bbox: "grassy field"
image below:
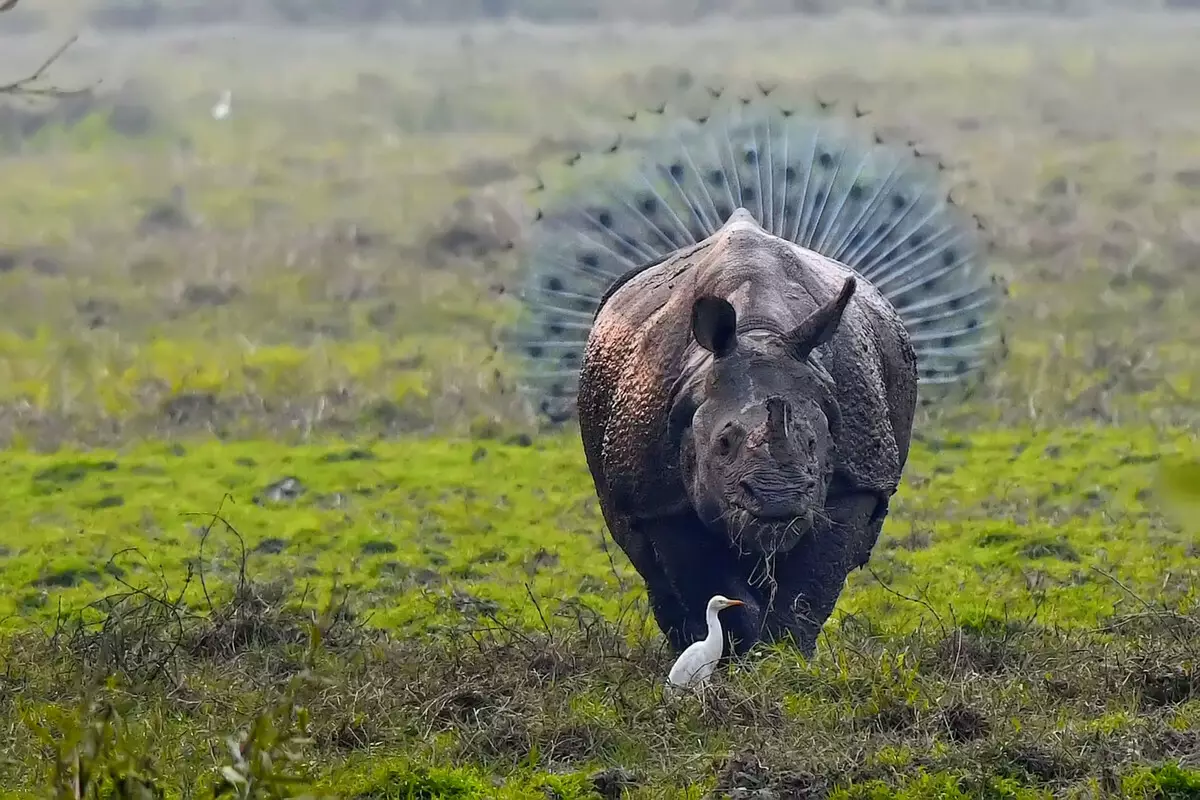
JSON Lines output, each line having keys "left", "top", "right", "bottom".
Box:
{"left": 2, "top": 12, "right": 1200, "bottom": 799}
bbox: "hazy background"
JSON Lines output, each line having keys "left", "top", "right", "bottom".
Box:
{"left": 1, "top": 5, "right": 1197, "bottom": 450}
{"left": 0, "top": 0, "right": 1194, "bottom": 29}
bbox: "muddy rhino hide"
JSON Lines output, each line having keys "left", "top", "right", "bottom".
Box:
{"left": 666, "top": 332, "right": 909, "bottom": 657}
{"left": 749, "top": 280, "right": 916, "bottom": 656}
{"left": 576, "top": 237, "right": 917, "bottom": 656}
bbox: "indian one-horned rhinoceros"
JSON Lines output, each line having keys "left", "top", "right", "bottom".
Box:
{"left": 507, "top": 97, "right": 1001, "bottom": 656}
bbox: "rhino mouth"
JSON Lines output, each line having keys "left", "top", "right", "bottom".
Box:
{"left": 753, "top": 508, "right": 810, "bottom": 524}
{"left": 726, "top": 503, "right": 815, "bottom": 553}
{"left": 729, "top": 499, "right": 812, "bottom": 524}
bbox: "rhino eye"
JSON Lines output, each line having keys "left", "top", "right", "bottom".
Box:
{"left": 714, "top": 425, "right": 740, "bottom": 457}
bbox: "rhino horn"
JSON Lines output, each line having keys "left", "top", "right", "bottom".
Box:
{"left": 691, "top": 295, "right": 738, "bottom": 358}
{"left": 765, "top": 395, "right": 793, "bottom": 455}
{"left": 783, "top": 276, "right": 857, "bottom": 362}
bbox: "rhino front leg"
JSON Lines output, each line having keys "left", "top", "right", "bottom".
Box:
{"left": 610, "top": 531, "right": 693, "bottom": 651}
{"left": 764, "top": 491, "right": 887, "bottom": 656}
{"left": 635, "top": 511, "right": 764, "bottom": 654}
{"left": 860, "top": 494, "right": 889, "bottom": 568}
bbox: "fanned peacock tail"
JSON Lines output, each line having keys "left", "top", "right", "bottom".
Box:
{"left": 506, "top": 83, "right": 1004, "bottom": 424}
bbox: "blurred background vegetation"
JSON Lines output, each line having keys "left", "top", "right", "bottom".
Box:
{"left": 0, "top": 0, "right": 1196, "bottom": 30}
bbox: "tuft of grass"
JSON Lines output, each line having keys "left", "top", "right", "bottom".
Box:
{"left": 8, "top": 539, "right": 1200, "bottom": 797}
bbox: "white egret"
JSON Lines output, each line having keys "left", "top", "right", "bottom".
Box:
{"left": 665, "top": 594, "right": 744, "bottom": 694}
{"left": 211, "top": 89, "right": 232, "bottom": 121}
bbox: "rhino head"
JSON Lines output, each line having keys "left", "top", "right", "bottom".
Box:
{"left": 674, "top": 276, "right": 857, "bottom": 556}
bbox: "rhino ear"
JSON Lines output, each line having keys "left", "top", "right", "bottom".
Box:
{"left": 692, "top": 296, "right": 738, "bottom": 358}
{"left": 783, "top": 276, "right": 857, "bottom": 362}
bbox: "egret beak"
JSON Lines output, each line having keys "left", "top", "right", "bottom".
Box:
{"left": 726, "top": 599, "right": 745, "bottom": 607}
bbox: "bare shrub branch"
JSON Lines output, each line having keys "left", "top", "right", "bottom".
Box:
{"left": 0, "top": 2, "right": 90, "bottom": 98}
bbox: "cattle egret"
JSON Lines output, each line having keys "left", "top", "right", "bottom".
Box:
{"left": 211, "top": 89, "right": 232, "bottom": 120}
{"left": 665, "top": 594, "right": 744, "bottom": 693}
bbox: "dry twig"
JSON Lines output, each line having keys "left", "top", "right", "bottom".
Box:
{"left": 0, "top": 2, "right": 92, "bottom": 98}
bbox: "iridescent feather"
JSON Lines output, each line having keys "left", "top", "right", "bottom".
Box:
{"left": 508, "top": 99, "right": 999, "bottom": 423}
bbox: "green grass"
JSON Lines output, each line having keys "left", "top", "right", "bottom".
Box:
{"left": 0, "top": 426, "right": 1194, "bottom": 638}
{"left": 2, "top": 427, "right": 1198, "bottom": 797}
{"left": 4, "top": 12, "right": 1200, "bottom": 799}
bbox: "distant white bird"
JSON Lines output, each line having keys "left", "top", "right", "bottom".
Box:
{"left": 211, "top": 89, "right": 232, "bottom": 121}
{"left": 665, "top": 594, "right": 745, "bottom": 694}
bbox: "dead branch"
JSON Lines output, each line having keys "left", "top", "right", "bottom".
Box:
{"left": 0, "top": 3, "right": 92, "bottom": 99}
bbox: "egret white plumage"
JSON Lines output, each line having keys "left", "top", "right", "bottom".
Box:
{"left": 211, "top": 89, "right": 232, "bottom": 120}
{"left": 665, "top": 595, "right": 745, "bottom": 693}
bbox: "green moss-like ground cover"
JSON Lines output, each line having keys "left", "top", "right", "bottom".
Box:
{"left": 0, "top": 425, "right": 1194, "bottom": 639}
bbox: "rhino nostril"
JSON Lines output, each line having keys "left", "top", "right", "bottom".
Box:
{"left": 738, "top": 479, "right": 758, "bottom": 505}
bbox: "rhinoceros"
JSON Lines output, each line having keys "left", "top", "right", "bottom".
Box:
{"left": 509, "top": 100, "right": 999, "bottom": 655}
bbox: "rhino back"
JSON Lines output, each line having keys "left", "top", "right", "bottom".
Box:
{"left": 579, "top": 217, "right": 916, "bottom": 521}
